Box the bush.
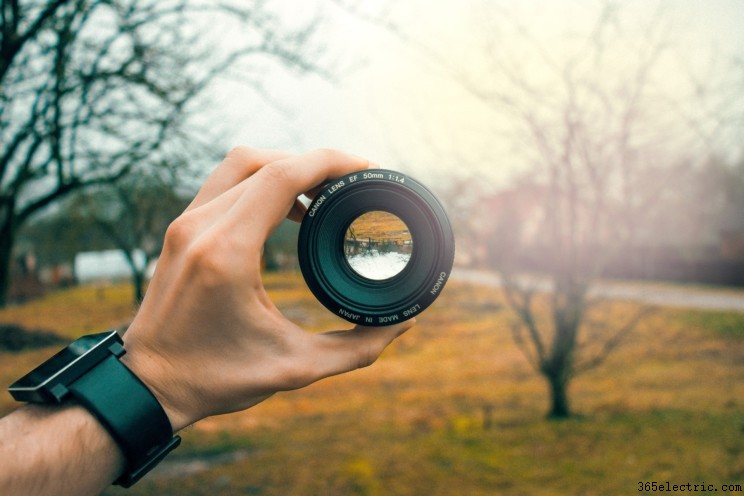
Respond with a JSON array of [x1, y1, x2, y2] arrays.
[[0, 323, 65, 352]]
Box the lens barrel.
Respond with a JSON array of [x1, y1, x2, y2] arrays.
[[298, 169, 454, 326]]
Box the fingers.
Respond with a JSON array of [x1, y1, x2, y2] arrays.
[[300, 159, 379, 204], [186, 146, 294, 212], [186, 147, 375, 234], [287, 198, 308, 223], [227, 148, 376, 236], [306, 319, 416, 382]]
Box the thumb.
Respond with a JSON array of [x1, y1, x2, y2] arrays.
[[310, 319, 416, 380]]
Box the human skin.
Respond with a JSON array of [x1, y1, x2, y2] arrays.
[[0, 147, 415, 496]]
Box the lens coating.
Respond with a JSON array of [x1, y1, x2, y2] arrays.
[[343, 211, 413, 280]]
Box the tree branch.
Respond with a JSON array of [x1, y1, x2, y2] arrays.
[[574, 304, 655, 374], [0, 0, 68, 84]]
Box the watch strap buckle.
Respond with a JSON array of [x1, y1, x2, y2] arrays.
[[114, 435, 182, 488]]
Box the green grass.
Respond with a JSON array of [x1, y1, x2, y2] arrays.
[[1, 274, 743, 495], [675, 310, 744, 339]]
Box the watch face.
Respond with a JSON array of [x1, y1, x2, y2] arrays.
[[11, 346, 82, 390], [8, 331, 121, 403]]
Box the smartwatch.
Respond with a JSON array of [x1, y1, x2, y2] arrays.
[[7, 330, 181, 487]]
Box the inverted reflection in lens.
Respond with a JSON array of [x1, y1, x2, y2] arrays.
[[344, 211, 412, 280]]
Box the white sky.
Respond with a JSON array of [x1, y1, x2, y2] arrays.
[[210, 0, 744, 191]]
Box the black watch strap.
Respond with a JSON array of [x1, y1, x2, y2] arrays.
[[68, 354, 181, 487]]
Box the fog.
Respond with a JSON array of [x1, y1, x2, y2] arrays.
[[212, 0, 744, 189]]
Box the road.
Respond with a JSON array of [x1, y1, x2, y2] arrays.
[[452, 268, 744, 312]]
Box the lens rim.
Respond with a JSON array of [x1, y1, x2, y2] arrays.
[[298, 169, 454, 326]]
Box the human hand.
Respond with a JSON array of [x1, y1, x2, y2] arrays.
[[120, 147, 415, 431]]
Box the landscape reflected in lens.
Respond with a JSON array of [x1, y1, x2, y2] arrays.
[[344, 211, 413, 280]]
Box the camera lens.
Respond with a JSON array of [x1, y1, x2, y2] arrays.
[[298, 169, 454, 326]]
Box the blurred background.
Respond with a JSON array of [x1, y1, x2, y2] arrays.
[[1, 1, 742, 494]]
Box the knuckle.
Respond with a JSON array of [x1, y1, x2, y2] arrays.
[[260, 161, 292, 183], [224, 145, 258, 163], [184, 237, 231, 287], [274, 334, 321, 390], [355, 342, 379, 369], [164, 215, 196, 251], [224, 146, 264, 176], [277, 359, 313, 391], [312, 147, 344, 163]]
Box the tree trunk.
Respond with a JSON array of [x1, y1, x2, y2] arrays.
[[132, 269, 145, 304], [546, 373, 571, 419], [122, 251, 146, 305], [0, 211, 16, 308]]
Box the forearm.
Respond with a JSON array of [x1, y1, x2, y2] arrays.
[[0, 403, 125, 496]]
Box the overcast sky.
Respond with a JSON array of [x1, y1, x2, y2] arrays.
[[209, 0, 744, 190]]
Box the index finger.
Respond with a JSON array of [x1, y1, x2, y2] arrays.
[[226, 148, 377, 237], [185, 146, 294, 213]]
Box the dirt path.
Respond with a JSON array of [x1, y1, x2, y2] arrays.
[[453, 268, 744, 312]]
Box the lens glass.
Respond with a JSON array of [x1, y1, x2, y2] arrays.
[[344, 211, 413, 280]]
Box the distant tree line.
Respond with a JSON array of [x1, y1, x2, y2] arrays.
[[475, 157, 744, 286]]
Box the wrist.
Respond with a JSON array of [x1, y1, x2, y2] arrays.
[[8, 331, 182, 487], [119, 339, 195, 432]]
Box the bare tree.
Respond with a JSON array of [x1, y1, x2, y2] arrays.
[[69, 171, 192, 303], [457, 3, 741, 417], [0, 0, 325, 306]]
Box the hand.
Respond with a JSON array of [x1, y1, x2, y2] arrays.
[[121, 147, 415, 431]]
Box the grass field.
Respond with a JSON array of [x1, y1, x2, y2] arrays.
[[1, 273, 742, 495], [346, 211, 412, 244]]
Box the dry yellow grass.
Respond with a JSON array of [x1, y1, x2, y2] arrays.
[[1, 274, 742, 495], [346, 211, 412, 244], [0, 283, 137, 338]]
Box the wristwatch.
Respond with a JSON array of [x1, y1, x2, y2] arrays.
[[7, 330, 181, 487]]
